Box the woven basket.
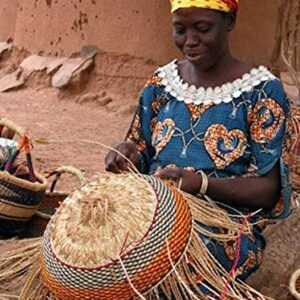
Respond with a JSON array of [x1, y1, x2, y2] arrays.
[[0, 118, 48, 238], [42, 173, 192, 300], [23, 166, 87, 238]]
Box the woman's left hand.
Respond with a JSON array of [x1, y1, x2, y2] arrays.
[[154, 167, 202, 195]]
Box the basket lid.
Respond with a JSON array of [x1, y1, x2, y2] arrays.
[[41, 173, 192, 300]]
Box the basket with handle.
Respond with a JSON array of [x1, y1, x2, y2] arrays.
[[0, 118, 48, 238], [23, 165, 87, 238]]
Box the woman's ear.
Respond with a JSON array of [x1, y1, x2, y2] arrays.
[[226, 11, 237, 32]]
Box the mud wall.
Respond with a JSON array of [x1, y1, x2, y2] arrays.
[[10, 0, 178, 64], [0, 0, 18, 41], [0, 0, 298, 68], [231, 0, 282, 67]]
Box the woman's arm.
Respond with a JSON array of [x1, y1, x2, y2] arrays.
[[155, 163, 281, 210], [206, 163, 280, 209]]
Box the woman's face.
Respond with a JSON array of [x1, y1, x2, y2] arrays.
[[172, 8, 233, 70]]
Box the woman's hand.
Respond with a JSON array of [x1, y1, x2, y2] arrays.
[[105, 142, 140, 174], [155, 167, 202, 195]]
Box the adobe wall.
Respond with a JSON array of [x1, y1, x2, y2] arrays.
[[0, 0, 18, 41], [0, 0, 298, 69], [231, 0, 282, 67], [12, 0, 178, 64]]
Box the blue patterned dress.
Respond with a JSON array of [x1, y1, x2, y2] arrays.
[[125, 60, 293, 292]]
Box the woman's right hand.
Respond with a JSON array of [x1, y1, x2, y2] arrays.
[[105, 142, 140, 173]]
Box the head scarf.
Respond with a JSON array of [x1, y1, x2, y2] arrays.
[[170, 0, 239, 13]]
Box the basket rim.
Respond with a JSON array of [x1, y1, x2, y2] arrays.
[[0, 171, 48, 192]]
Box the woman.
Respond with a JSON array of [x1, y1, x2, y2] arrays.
[[105, 0, 293, 296]]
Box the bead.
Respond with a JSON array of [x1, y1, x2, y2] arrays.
[[155, 60, 276, 107]]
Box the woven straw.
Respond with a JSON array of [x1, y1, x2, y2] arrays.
[[0, 172, 273, 300], [22, 166, 87, 238], [0, 118, 48, 238]]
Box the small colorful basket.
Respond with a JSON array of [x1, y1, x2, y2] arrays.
[[0, 173, 273, 299], [23, 166, 87, 238], [0, 118, 48, 238]]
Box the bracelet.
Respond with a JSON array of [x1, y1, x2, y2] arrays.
[[198, 170, 208, 195]]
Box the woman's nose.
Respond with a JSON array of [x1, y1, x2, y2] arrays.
[[185, 30, 199, 47]]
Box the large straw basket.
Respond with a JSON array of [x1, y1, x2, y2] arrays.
[[0, 118, 47, 238], [23, 166, 87, 238], [41, 173, 192, 300]]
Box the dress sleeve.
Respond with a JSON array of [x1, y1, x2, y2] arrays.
[[125, 78, 160, 173], [248, 79, 293, 219]]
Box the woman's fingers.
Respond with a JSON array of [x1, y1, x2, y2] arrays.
[[105, 142, 139, 174], [105, 152, 128, 173], [155, 167, 182, 180], [115, 155, 129, 172], [105, 151, 120, 173], [106, 160, 122, 173]]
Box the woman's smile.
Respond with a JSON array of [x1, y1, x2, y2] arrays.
[[184, 49, 209, 62]]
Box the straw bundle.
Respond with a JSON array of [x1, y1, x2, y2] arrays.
[[0, 172, 272, 300]]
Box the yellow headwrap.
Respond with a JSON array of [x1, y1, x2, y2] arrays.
[[170, 0, 239, 13]]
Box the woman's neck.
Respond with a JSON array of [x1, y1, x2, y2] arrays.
[[179, 52, 252, 89]]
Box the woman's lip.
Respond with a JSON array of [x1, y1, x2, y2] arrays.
[[185, 52, 208, 61]]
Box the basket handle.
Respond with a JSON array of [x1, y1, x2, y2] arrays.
[[46, 166, 87, 192], [0, 118, 37, 182], [290, 269, 300, 300], [0, 118, 26, 137]]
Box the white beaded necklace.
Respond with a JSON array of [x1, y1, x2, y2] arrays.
[[157, 60, 276, 105]]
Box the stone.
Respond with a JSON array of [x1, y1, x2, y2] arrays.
[[20, 55, 68, 75], [51, 57, 94, 88], [0, 70, 24, 92], [0, 42, 13, 56]]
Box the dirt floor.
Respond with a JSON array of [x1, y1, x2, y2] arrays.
[[0, 88, 134, 181], [0, 84, 299, 299]]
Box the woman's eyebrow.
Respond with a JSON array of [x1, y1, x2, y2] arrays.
[[193, 20, 214, 25], [172, 20, 183, 26]]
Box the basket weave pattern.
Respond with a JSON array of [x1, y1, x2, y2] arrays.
[[0, 172, 47, 236], [41, 175, 192, 300], [0, 118, 48, 237], [24, 166, 87, 238]]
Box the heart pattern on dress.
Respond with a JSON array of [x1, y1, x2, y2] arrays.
[[152, 118, 176, 155], [204, 124, 247, 169]]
